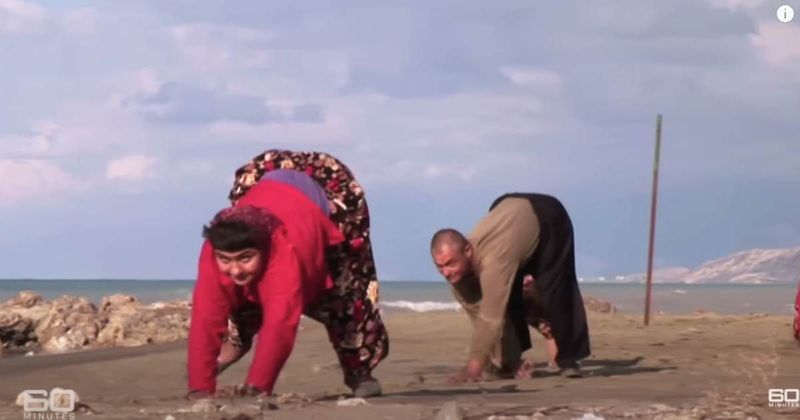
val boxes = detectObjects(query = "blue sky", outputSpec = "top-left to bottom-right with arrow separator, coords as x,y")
1,0 -> 798,280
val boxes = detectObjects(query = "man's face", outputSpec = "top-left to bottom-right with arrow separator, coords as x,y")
213,248 -> 263,286
432,244 -> 473,285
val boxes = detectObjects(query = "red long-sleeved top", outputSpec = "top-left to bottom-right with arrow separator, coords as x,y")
187,180 -> 344,393
794,278 -> 800,341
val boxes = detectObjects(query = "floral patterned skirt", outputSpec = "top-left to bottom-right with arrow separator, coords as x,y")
226,150 -> 389,381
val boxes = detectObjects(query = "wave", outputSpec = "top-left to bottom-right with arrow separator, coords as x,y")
382,300 -> 461,312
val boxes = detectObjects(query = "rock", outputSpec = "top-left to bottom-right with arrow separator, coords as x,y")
7,291 -> 44,308
222,414 -> 255,420
435,401 -> 463,420
36,296 -> 102,353
148,299 -> 191,310
574,414 -> 605,420
100,294 -> 142,313
583,296 -> 617,313
336,397 -> 369,407
191,398 -> 219,413
0,312 -> 36,348
276,393 -> 311,404
2,292 -> 190,353
96,295 -> 189,348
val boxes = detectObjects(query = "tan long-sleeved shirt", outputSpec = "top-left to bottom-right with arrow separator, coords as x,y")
452,197 -> 541,363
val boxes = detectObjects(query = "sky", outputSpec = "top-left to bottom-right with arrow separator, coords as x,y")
1,0 -> 798,280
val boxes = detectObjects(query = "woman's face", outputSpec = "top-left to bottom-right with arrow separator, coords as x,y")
213,248 -> 263,286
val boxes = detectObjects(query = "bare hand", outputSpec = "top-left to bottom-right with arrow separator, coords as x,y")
185,389 -> 213,400
215,384 -> 267,398
514,359 -> 535,379
536,322 -> 552,338
523,274 -> 535,291
446,370 -> 480,385
447,359 -> 483,385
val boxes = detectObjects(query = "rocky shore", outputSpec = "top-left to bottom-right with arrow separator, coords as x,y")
0,291 -> 190,355
0,291 -> 616,356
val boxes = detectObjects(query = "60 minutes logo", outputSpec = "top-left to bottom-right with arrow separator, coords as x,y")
21,388 -> 77,419
769,388 -> 800,408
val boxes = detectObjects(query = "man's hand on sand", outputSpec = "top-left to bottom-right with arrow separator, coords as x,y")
514,359 -> 536,379
447,358 -> 484,385
523,274 -> 535,291
536,321 -> 552,337
446,370 -> 481,385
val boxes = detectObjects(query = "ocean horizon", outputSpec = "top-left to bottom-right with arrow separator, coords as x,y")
1,279 -> 797,316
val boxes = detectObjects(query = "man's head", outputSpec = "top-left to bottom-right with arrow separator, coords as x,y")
203,206 -> 277,286
430,228 -> 474,284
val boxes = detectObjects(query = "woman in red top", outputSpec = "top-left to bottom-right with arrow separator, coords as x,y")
794,278 -> 800,341
187,150 -> 389,398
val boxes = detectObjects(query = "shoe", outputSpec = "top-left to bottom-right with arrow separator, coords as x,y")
544,362 -> 560,375
558,361 -> 583,378
350,378 -> 383,398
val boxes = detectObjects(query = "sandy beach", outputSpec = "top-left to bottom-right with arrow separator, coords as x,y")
1,310 -> 798,419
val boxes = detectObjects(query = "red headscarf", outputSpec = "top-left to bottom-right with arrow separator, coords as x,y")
206,205 -> 280,249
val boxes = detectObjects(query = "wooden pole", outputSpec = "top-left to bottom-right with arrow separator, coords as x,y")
644,115 -> 663,326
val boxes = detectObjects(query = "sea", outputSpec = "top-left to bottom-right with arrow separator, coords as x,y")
0,280 -> 797,315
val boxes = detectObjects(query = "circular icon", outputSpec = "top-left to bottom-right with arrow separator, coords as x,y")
777,5 -> 794,23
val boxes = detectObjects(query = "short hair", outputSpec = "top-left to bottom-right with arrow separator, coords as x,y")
203,220 -> 263,252
430,228 -> 468,254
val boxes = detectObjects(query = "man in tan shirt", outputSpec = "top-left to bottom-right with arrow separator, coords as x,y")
431,193 -> 590,382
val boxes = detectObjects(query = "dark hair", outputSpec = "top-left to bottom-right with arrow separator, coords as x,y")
430,228 -> 468,253
203,220 -> 264,252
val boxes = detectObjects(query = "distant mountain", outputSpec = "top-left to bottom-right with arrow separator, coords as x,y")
612,247 -> 800,284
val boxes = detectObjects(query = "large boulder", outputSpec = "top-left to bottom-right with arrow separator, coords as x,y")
583,296 -> 617,313
8,290 -> 44,308
0,292 -> 192,354
35,295 -> 104,352
96,295 -> 190,347
0,312 -> 37,348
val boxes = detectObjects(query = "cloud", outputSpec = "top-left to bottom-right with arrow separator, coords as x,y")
62,8 -> 101,36
0,0 -> 45,35
500,67 -> 563,90
0,159 -> 85,206
207,118 -> 346,145
0,121 -> 60,157
750,21 -> 800,67
106,155 -> 158,181
124,82 -> 273,125
119,80 -> 325,126
422,163 -> 476,182
706,0 -> 767,11
169,23 -> 273,70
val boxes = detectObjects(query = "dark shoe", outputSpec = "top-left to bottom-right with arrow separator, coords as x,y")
558,361 -> 583,378
348,377 -> 383,398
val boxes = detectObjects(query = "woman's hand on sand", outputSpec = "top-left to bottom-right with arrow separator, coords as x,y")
215,384 -> 268,398
185,389 -> 214,400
